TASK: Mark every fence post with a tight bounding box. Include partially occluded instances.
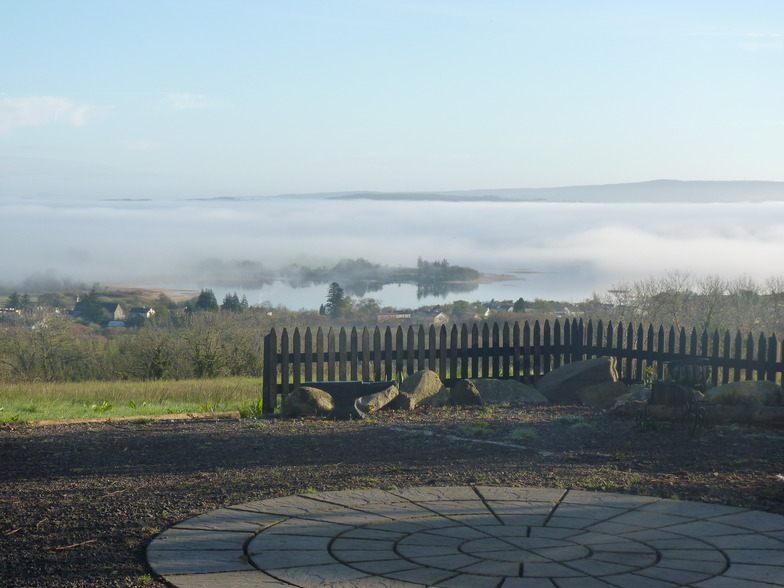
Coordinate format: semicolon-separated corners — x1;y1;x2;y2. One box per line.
316;327;325;381
768;334;780;383
327;328;336;381
396;326;406;381
384;327;393;381
439;325;449;382
262;328;277;415
280;328;290;398
350;327;359;380
304;327;314;382
361;327;370;381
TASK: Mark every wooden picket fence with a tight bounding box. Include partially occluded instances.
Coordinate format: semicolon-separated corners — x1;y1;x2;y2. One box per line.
261;318;783;413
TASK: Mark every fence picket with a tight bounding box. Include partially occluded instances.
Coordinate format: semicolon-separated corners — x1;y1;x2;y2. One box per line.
438;325;448;381
292;328;302;389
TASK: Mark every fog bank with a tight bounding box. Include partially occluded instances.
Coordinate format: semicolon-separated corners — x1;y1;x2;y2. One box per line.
2;198;783;303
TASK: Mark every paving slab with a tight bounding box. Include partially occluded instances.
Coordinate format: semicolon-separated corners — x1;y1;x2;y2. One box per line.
148;486;784;587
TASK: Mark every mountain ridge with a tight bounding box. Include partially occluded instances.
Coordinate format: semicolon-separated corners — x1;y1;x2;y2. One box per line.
270;180;784;203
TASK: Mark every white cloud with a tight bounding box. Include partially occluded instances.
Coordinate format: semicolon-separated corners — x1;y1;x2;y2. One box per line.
739;36;784;52
166;93;216;110
689;30;784;52
0;96;97;135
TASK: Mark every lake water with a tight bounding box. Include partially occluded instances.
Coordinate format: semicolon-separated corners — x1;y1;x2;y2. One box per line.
167;271;540;311
3;197;784;308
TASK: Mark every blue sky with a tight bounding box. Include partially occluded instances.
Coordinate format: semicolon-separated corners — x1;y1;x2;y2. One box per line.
1;1;783;199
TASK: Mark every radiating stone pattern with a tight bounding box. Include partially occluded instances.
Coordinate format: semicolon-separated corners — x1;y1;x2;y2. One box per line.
148;486;784;587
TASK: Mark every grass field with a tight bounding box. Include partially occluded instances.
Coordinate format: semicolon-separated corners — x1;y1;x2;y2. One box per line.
0;377;264;422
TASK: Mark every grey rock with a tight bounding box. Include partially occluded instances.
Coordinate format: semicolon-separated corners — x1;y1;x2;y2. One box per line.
391;370;446;409
280;387;335;418
355;384;400;415
449;380;483;406
704;380;783;406
577;381;628;409
536;357;619;403
451;378;547;406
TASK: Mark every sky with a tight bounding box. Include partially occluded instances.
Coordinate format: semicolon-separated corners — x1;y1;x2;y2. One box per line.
1;0;783;200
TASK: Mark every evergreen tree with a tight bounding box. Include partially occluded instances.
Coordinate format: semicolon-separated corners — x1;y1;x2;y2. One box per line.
513;297;527;313
324;282;345;318
5;291;20;309
195;289;219;311
222;292;242;312
80;288;108;324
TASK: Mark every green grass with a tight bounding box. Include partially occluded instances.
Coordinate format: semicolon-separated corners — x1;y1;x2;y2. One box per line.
0;378;263;422
459;422;497;437
508;427;538;441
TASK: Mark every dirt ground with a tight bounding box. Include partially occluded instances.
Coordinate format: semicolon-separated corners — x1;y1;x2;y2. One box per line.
1;404;783;587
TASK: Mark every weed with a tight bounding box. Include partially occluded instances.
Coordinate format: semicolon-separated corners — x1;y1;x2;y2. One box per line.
571;421;595;430
459;422;496;437
644;365;657;387
579;475;619;491
555;414;585;426
508;427;538;441
610;451;628;462
90;401;113;412
198;401;215;412
239;397;265;419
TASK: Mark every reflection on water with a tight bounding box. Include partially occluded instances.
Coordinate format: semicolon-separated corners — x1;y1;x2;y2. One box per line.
191;274;530;311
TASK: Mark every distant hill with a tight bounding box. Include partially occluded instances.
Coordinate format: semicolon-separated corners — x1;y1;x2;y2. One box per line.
272;180;784;203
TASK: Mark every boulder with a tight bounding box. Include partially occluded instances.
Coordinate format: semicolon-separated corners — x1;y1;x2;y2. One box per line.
577;381;628;409
704;380;784;406
391;370;446;409
451;378;547;406
536;357;619;404
281;386;335;418
613;384;649;407
449;380;483;406
418;387;452;407
355;384;400;415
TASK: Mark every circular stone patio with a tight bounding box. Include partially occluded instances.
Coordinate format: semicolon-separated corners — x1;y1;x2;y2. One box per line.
147;486;784;587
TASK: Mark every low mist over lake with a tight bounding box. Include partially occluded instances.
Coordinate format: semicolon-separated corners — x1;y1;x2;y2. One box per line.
3;191;784;307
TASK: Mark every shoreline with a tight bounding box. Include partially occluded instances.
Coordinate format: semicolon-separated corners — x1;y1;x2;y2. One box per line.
108;271;528;305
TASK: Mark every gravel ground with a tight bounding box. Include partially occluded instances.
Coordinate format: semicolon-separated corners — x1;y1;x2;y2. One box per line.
1;404;783;587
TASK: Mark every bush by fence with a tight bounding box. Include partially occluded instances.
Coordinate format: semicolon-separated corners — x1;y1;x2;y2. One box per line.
262;318;783;413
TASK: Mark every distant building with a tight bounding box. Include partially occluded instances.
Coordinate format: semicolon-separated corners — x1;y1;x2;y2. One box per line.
413;309;450;325
0;308;22;320
377;310;412;322
101;303;126;321
129;307;156;319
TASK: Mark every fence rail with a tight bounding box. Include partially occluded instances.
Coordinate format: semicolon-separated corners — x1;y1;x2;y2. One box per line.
262;318;783;413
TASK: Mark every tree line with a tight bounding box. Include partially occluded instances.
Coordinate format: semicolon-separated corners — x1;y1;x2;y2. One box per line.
579;271;784;336
3;272;784;384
